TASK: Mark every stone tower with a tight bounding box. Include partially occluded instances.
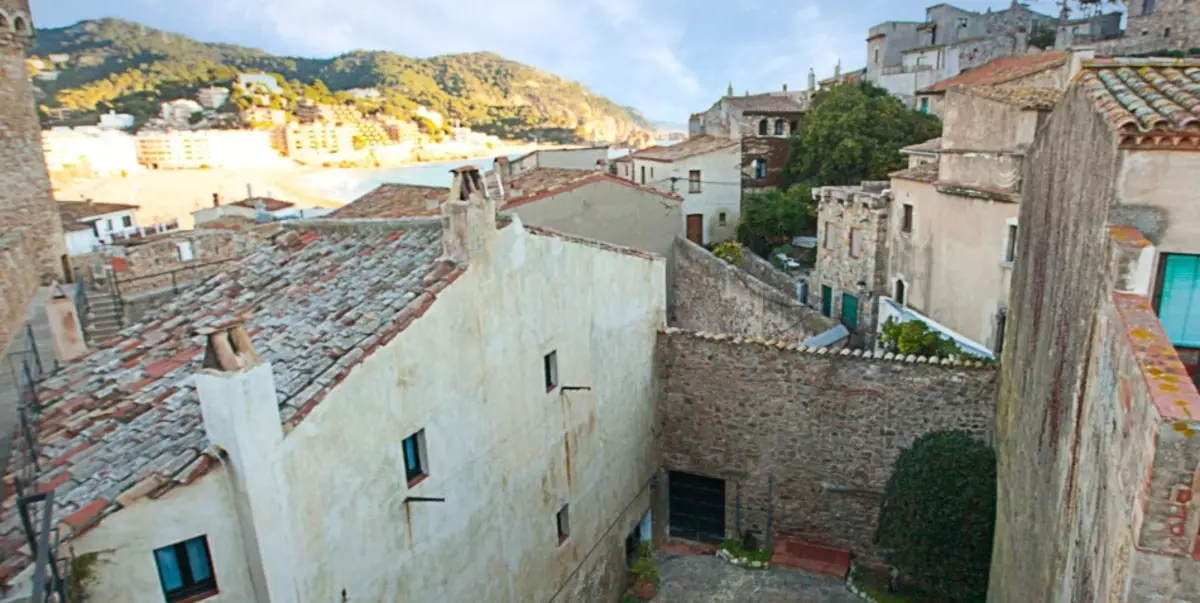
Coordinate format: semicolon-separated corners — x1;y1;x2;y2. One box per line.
0;0;65;282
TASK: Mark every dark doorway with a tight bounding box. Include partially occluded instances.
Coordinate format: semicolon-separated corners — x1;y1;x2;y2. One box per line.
686;214;704;245
668;471;726;543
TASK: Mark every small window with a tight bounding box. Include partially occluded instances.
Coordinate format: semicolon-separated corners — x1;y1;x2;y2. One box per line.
1004;224;1018;263
994;308;1008;355
718;212;727;226
640;166;646;185
789;120;798;133
544;350;558;391
104;218;114;232
1165;26;1172;38
650;167;654;179
689;170;701;193
403;429;428;485
758;119;768;136
849;228;863;258
919;97;930;114
874;47;880;64
774;119;784;136
122;215;133;228
823;222;841;251
154;536;217;602
753;158;767;180
901;204;913;233
557;504;570;544
894;279;907;305
176;241;194;262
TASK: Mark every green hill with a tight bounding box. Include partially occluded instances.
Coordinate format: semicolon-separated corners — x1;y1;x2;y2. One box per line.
30;18;653;144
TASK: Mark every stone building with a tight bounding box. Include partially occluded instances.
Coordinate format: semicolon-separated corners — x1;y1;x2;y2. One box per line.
497;146;609;180
914;50;1080;116
687;88;805;193
990;57;1200;603
808;183;891;347
1093;0;1200;55
0;169;667;602
0;0;66;285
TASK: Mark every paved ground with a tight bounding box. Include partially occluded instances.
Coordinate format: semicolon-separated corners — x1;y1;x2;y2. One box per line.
653;552;860;603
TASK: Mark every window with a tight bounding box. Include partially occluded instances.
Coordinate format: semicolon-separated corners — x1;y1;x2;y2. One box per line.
650;167;655;179
718;212;727;226
154;536;217;602
753;158;767;180
994;308;1008;355
640;166;646;185
919;97;930;114
122;215;133;228
789;120;798;133
176;241;194;262
689;170;701;193
544;350;558;391
821;285;833;318
894;279;906;305
823;222;841;250
874;47;880;64
1155;254;1200;348
103;218;114;233
1165;26;1172;38
402;429;428;485
1004;224;1018;263
849;228;864;258
901;204;913;233
557;504;570;544
758;119;768;136
774;119;784;136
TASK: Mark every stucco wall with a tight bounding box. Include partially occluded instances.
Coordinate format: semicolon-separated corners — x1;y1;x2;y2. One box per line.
887;178;1016;350
672;237;834;343
632;146;741;244
69;471;257;603
536;148;608;171
502;179;681;259
274;221;667;602
942;91;1040;153
989;83;1124;603
657;329;996;565
1117;150;1200;254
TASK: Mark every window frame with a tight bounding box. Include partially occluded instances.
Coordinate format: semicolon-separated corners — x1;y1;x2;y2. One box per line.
894;279;906;305
402;429;428;486
774;119;784;136
121;215;133;229
753;158;767;180
544;350;558;392
557;504;570;544
901;204;914;233
688;170;702;194
153;536;218;603
718;212;727;226
1004;223;1018;264
848;228;863;259
758;119;768;136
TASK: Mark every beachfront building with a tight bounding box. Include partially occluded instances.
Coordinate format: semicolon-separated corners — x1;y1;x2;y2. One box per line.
58;200;181;256
42;127;139;177
0;168;666;603
284;121;357;163
135;130;282;170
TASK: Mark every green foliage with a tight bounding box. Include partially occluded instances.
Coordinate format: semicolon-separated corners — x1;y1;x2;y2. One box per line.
784;82;941;187
712;241;743;265
69;551;102;602
875;431;996;603
32;18;649;143
878;318;968;359
717;538;771;565
737;184;814;257
628;542;659;586
1028;22;1057;49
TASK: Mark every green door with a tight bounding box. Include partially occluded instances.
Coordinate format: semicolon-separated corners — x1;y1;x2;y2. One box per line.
821;285;832;317
842;293;859;329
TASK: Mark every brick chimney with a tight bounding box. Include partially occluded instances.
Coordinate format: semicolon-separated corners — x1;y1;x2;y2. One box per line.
193;321;298;602
441;166;495;264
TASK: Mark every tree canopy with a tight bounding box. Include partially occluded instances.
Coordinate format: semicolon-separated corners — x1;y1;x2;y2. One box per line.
737;184;814;256
784;81;941;187
874;431;996;603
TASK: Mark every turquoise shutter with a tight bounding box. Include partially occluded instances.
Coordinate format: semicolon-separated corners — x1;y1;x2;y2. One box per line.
1159;255;1200;347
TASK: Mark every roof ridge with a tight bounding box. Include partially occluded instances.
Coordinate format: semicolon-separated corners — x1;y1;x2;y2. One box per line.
658;327;996;369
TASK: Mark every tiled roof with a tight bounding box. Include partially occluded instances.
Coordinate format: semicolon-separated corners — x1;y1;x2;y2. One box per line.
195;215;258;231
229;197;294;212
900;137;942;155
0;219;460;581
1078;59;1200;146
629;136;740;162
329;184;449;219
724;93;806;114
890;161;940;183
498;167;681;211
921;51;1069;93
59;201;139;232
960;86;1063;110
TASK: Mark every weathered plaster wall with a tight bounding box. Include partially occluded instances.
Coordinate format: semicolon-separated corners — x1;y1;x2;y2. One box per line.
536;148;608;171
887;177;1017;350
69;470;257;603
657;329;996;564
672;237;834;343
1117;150;1200;254
942;91;1040;153
989;84;1124;603
275;220;667;603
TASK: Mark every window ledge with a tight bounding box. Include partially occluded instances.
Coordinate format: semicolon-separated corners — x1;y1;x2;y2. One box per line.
407;474;428;489
175;590;220;603
558;534;569;546
546;385;558;393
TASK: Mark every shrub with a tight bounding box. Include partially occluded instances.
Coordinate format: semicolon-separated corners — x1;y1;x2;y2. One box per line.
713;241;743;265
878;317;966;359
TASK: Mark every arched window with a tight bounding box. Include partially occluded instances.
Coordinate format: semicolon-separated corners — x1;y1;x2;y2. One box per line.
758;119;768;136
894;279;907;305
12;15;26;34
753;158;767;180
774;119;784;136
790;120;798;133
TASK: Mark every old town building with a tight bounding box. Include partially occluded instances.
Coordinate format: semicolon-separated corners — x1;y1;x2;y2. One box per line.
688;87;806;193
1093;0;1200;55
914;50;1079;116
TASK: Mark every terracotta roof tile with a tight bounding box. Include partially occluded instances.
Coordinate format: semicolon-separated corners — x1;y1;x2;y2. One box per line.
0;220;456;581
900;137;942;155
330;184;449;219
921;51;1069;93
1079;59;1200;138
724;93;807;114
496;167;681;211
960;86;1063;110
629;136;740;162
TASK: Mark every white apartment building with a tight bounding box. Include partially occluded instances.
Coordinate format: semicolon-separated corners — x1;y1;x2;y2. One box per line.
43;127;139;177
136;130;283;169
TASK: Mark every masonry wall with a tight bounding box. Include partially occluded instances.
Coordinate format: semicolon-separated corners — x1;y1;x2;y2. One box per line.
741;134;791;191
989;83;1125;603
657;330;996;564
736;245;800;300
672;237;834;343
273;222;667;603
809;188;889;346
1096;0;1200;54
0;232;39;353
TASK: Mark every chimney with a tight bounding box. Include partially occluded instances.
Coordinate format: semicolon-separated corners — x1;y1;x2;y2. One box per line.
194;320;299;603
808;68;816;91
1069;46;1095;79
835;59;842;79
441;166;496;264
212;192;221;208
782;83;788;92
45;283;87;363
424;192;439;212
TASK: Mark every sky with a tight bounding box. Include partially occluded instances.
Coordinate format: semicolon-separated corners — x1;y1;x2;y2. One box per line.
32;0;1082;123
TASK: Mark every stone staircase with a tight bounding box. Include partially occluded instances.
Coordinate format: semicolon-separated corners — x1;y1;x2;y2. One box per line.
83;287;123;346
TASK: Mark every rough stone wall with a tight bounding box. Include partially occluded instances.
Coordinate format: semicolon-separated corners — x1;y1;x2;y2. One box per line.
657;329;997;564
1096;0;1200;54
988;84;1125;603
736;246;800;300
809;185;890;346
0;231;39;352
0;9;66;283
741;135;791;191
671;237;834;343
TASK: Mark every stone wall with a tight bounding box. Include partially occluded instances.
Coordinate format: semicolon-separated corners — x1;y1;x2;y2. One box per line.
0;11;66;283
741;135;791;191
671;236;834;343
736;245;800;300
1096;0;1200;55
0;231;39;352
656;328;997;564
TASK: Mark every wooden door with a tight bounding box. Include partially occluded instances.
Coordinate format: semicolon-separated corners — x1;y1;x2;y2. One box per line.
686;214;703;245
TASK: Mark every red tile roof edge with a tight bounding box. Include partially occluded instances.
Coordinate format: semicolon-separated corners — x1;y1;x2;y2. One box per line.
500;173;681;211
522;224;664;262
920;51;1070;94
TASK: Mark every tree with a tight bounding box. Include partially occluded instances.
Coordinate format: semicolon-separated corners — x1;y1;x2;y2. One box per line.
737;184;814;257
879;318;968;359
875;431;996;603
1028;22;1057;49
785;82;941;187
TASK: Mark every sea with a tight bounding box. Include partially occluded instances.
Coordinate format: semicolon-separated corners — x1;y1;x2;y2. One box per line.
291;143;670;204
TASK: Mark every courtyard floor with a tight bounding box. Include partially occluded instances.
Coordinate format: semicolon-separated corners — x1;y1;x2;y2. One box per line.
652;551;861;602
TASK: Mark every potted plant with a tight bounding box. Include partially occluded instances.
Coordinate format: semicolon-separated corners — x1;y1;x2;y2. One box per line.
628;542;659;600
